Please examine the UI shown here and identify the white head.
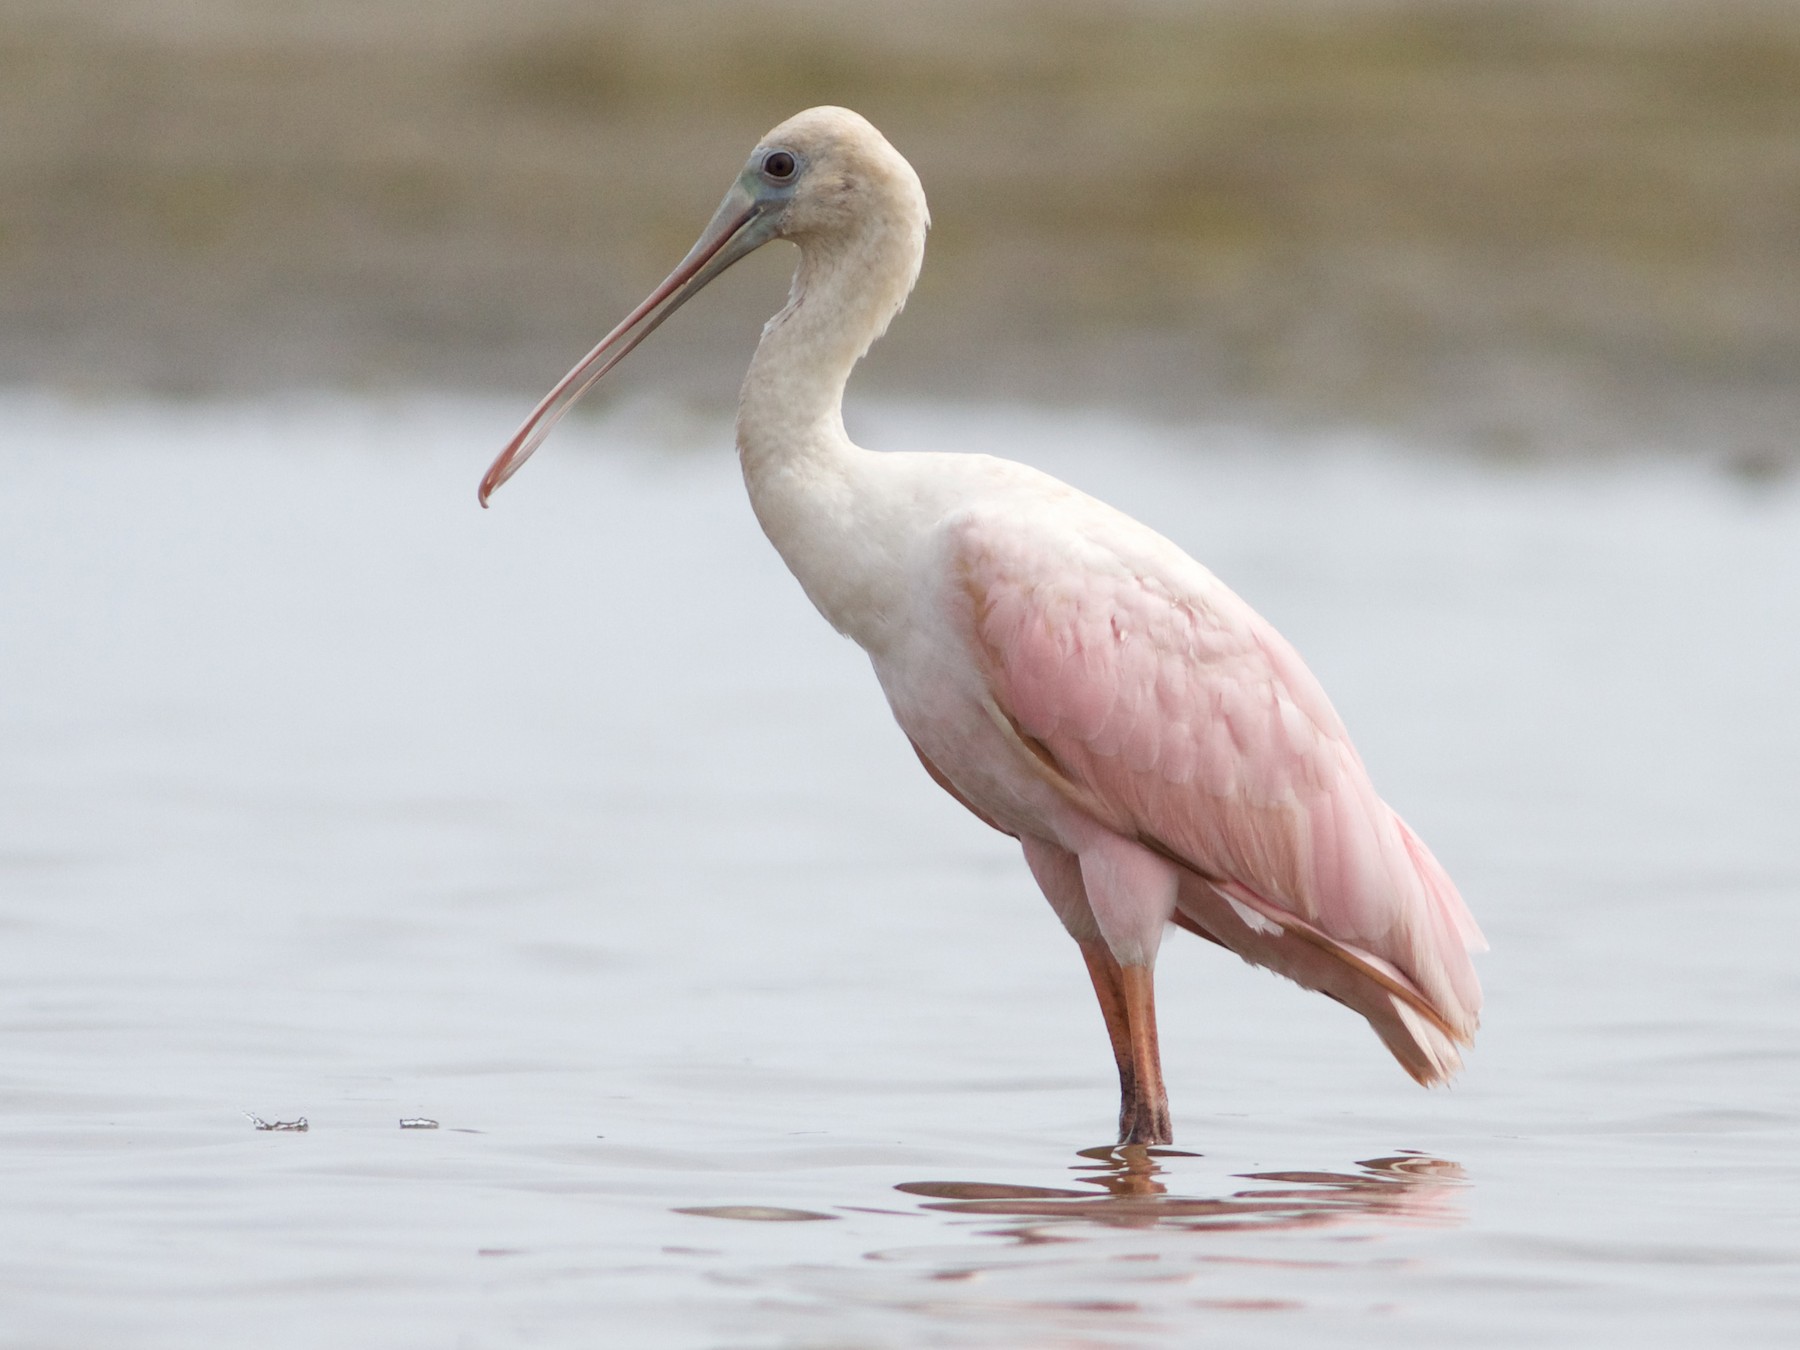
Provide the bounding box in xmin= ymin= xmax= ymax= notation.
xmin=754 ymin=106 xmax=928 ymax=252
xmin=479 ymin=107 xmax=927 ymax=505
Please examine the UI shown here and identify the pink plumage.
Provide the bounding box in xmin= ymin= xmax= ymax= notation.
xmin=952 ymin=495 xmax=1484 ymax=1086
xmin=480 ymin=106 xmax=1484 ymax=1144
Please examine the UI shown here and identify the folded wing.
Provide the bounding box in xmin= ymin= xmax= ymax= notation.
xmin=949 ymin=498 xmax=1484 ymax=1071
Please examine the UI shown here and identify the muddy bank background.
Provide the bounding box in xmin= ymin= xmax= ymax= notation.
xmin=4 ymin=0 xmax=1797 ymax=460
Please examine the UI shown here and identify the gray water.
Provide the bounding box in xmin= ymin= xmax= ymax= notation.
xmin=2 ymin=393 xmax=1797 ymax=1347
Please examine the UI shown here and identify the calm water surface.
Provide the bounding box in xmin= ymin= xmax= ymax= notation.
xmin=2 ymin=394 xmax=1797 ymax=1347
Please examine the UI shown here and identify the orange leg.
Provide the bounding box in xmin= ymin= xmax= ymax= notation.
xmin=1078 ymin=941 xmax=1172 ymax=1145
xmin=1078 ymin=939 xmax=1137 ymax=1138
xmin=1118 ymin=963 xmax=1172 ymax=1146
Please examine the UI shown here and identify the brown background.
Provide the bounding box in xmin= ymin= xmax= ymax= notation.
xmin=5 ymin=0 xmax=1796 ymax=461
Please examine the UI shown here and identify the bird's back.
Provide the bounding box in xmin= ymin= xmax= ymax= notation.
xmin=920 ymin=459 xmax=1484 ymax=1056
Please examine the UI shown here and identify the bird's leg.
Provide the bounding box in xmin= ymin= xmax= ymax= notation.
xmin=1076 ymin=938 xmax=1139 ymax=1140
xmin=1117 ymin=963 xmax=1172 ymax=1146
xmin=1023 ymin=834 xmax=1175 ymax=1145
xmin=1075 ymin=939 xmax=1171 ymax=1145
xmin=1070 ymin=837 xmax=1178 ymax=1146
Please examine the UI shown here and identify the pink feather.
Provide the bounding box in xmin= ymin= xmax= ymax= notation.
xmin=953 ymin=505 xmax=1484 ymax=1074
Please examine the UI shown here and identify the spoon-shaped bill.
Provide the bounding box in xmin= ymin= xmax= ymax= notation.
xmin=478 ymin=180 xmax=779 ymax=506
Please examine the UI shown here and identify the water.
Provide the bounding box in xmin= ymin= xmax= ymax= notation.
xmin=2 ymin=393 xmax=1797 ymax=1347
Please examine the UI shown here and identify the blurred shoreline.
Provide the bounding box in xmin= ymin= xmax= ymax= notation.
xmin=4 ymin=0 xmax=1796 ymax=462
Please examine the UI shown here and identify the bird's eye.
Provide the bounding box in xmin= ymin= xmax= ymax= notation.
xmin=762 ymin=150 xmax=798 ymax=182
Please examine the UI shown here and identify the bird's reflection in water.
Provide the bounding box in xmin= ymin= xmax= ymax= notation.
xmin=844 ymin=1150 xmax=1467 ymax=1332
xmin=895 ymin=1147 xmax=1466 ymax=1240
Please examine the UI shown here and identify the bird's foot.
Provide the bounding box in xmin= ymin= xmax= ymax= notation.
xmin=1117 ymin=1089 xmax=1173 ymax=1147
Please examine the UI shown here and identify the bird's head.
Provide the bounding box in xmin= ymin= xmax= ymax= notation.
xmin=478 ymin=107 xmax=923 ymax=507
xmin=754 ymin=106 xmax=927 ymax=247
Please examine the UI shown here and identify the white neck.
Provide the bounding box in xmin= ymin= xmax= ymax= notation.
xmin=734 ymin=206 xmax=925 ymax=645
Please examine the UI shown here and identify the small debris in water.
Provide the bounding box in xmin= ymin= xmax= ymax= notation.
xmin=672 ymin=1205 xmax=839 ymax=1222
xmin=245 ymin=1113 xmax=308 ymax=1132
xmin=399 ymin=1117 xmax=439 ymax=1130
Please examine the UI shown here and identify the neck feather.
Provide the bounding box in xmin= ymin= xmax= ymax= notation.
xmin=736 ymin=207 xmax=925 ymax=477
xmin=732 ymin=203 xmax=926 ymax=643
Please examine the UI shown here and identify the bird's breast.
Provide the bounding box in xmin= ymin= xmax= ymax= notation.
xmin=870 ymin=603 xmax=1081 ymax=847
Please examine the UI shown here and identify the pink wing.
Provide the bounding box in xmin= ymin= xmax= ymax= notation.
xmin=951 ymin=502 xmax=1484 ymax=1051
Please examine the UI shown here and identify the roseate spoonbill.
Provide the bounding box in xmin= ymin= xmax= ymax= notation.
xmin=479 ymin=107 xmax=1484 ymax=1145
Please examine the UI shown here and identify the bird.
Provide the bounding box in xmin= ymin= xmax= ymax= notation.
xmin=479 ymin=107 xmax=1484 ymax=1145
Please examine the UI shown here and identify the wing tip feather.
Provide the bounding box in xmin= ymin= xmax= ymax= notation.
xmin=1388 ymin=993 xmax=1467 ymax=1087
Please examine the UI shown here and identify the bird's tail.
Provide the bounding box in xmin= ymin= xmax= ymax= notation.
xmin=1172 ymin=874 xmax=1477 ymax=1087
